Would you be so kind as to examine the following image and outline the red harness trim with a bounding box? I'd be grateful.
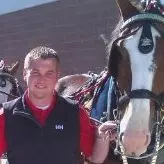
[74,71,109,103]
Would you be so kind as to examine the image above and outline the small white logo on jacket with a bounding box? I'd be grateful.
[55,125,64,130]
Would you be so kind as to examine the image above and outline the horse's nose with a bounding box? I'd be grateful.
[120,130,151,156]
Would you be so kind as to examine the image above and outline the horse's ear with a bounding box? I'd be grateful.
[0,60,5,69]
[9,61,20,75]
[116,0,139,21]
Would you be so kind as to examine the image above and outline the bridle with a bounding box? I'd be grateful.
[111,1,164,163]
[113,88,164,163]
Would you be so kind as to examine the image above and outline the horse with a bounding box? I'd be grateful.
[0,60,23,164]
[0,60,23,104]
[56,0,164,163]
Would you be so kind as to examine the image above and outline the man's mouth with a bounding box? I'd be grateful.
[35,85,46,89]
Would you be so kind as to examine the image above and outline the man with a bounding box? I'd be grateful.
[0,46,117,164]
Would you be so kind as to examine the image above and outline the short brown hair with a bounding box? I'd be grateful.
[24,46,59,69]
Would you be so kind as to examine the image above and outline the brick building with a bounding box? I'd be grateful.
[0,0,119,88]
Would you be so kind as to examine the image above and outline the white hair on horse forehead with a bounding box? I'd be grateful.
[123,26,160,91]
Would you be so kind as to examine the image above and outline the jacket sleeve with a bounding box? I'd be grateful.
[79,107,96,157]
[0,108,7,158]
[79,107,113,163]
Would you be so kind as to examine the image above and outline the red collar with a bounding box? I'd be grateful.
[24,90,57,126]
[24,90,56,111]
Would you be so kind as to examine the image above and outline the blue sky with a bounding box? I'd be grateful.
[0,0,56,15]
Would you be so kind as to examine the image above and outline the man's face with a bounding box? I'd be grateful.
[23,58,59,100]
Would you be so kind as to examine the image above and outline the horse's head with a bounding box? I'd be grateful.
[108,0,164,160]
[0,60,23,104]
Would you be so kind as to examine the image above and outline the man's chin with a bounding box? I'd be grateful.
[35,94,46,99]
[34,90,47,98]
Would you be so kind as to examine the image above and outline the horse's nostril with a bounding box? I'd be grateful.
[145,133,151,146]
[119,132,124,143]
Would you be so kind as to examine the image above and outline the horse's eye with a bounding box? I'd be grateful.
[0,78,6,87]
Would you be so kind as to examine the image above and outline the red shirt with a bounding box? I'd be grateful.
[0,93,96,158]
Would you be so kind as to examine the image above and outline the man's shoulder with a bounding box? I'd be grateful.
[64,97,78,106]
[58,94,78,105]
[3,97,21,111]
[57,95,79,112]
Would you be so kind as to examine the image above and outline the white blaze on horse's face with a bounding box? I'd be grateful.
[120,26,160,156]
[0,80,12,104]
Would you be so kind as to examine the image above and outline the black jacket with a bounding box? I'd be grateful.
[4,94,81,164]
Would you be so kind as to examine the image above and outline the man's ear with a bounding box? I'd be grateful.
[23,69,27,82]
[57,70,60,79]
[56,65,60,79]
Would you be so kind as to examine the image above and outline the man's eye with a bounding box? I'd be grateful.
[31,72,39,76]
[46,72,54,77]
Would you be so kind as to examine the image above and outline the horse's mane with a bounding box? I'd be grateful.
[107,17,123,78]
[110,17,123,46]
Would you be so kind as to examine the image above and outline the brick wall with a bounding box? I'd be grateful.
[0,0,119,88]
